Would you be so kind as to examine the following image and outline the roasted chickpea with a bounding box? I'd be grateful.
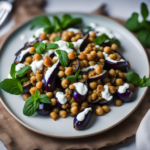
[69,84,75,90]
[23,94,31,101]
[87,54,94,61]
[62,31,68,36]
[88,37,94,42]
[81,101,88,108]
[70,106,78,115]
[36,81,43,89]
[51,98,57,106]
[69,97,75,104]
[29,87,37,95]
[92,47,97,51]
[68,31,74,37]
[103,77,110,83]
[95,65,103,74]
[61,35,69,41]
[109,53,117,60]
[24,62,30,66]
[50,112,57,121]
[52,59,58,64]
[65,94,72,101]
[116,78,123,86]
[89,82,97,89]
[100,59,105,63]
[79,61,84,69]
[59,110,67,118]
[36,73,42,81]
[87,95,92,102]
[59,66,65,71]
[33,53,42,61]
[111,44,118,50]
[95,105,104,116]
[90,51,97,58]
[37,70,42,74]
[90,31,96,38]
[102,105,110,113]
[82,60,88,67]
[52,107,59,114]
[84,47,92,54]
[30,76,37,85]
[109,86,116,94]
[118,72,125,79]
[40,32,47,40]
[128,83,135,92]
[116,70,122,74]
[71,37,77,42]
[82,75,88,79]
[39,88,43,94]
[25,56,32,64]
[68,52,76,60]
[65,88,72,95]
[99,46,104,51]
[91,93,97,100]
[61,79,69,88]
[89,61,95,66]
[29,47,35,53]
[78,52,87,60]
[97,85,104,92]
[65,67,72,76]
[108,69,116,77]
[46,92,53,98]
[97,51,104,58]
[76,34,81,39]
[105,82,111,86]
[104,46,111,54]
[71,102,78,107]
[58,71,65,77]
[43,56,52,67]
[62,103,69,109]
[115,99,122,106]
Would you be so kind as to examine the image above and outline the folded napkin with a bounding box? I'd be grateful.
[136,109,150,150]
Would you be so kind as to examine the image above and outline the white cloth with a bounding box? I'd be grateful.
[136,109,150,150]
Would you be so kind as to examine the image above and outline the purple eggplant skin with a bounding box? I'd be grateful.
[73,107,93,130]
[42,62,60,92]
[22,83,32,94]
[55,94,67,108]
[36,103,52,115]
[68,58,80,73]
[98,97,113,105]
[105,50,128,71]
[116,87,133,102]
[80,33,89,51]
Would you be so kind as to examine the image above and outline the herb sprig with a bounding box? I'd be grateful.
[56,50,68,67]
[66,69,82,81]
[125,3,150,48]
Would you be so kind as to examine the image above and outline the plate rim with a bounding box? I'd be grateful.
[0,12,149,139]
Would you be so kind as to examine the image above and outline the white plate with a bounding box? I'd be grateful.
[0,13,149,138]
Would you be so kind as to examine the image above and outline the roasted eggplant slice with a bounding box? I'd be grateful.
[36,103,52,115]
[22,81,32,94]
[68,58,80,73]
[80,33,89,51]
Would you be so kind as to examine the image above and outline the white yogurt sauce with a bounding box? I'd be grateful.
[95,45,99,48]
[28,37,36,43]
[20,35,26,40]
[55,92,67,104]
[42,40,48,44]
[15,63,25,71]
[101,85,113,101]
[118,83,129,93]
[41,50,54,59]
[81,64,98,72]
[30,60,43,75]
[67,28,80,34]
[45,61,59,82]
[77,107,92,121]
[19,47,30,61]
[103,52,125,63]
[73,82,88,95]
[89,23,115,39]
[72,39,84,53]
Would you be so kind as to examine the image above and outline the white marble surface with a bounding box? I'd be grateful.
[0,0,150,149]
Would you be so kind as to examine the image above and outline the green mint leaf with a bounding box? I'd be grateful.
[56,50,68,67]
[53,16,62,32]
[39,94,51,103]
[33,42,46,54]
[145,78,150,86]
[46,43,59,49]
[97,48,102,51]
[61,77,65,81]
[0,79,23,95]
[94,34,107,45]
[53,36,61,42]
[66,75,76,81]
[34,90,41,99]
[137,29,150,48]
[141,3,149,20]
[75,68,80,77]
[68,42,73,48]
[30,16,52,30]
[19,77,28,83]
[34,100,40,112]
[61,14,72,24]
[126,71,141,86]
[10,63,16,79]
[62,18,82,29]
[77,75,82,79]
[30,52,36,54]
[44,26,54,34]
[73,50,80,56]
[125,13,142,31]
[108,38,120,46]
[143,21,150,30]
[15,66,31,77]
[82,26,91,33]
[33,35,35,38]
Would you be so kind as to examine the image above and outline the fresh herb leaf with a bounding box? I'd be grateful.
[30,52,37,54]
[39,94,51,103]
[46,43,59,49]
[97,48,102,51]
[145,78,150,86]
[33,35,36,38]
[10,63,16,79]
[61,14,72,24]
[0,79,23,95]
[53,36,61,42]
[66,69,82,81]
[75,68,80,77]
[76,74,82,79]
[15,66,31,77]
[33,42,46,54]
[61,77,65,80]
[19,77,28,83]
[53,16,62,32]
[56,50,68,67]
[68,42,73,48]
[44,26,54,34]
[141,3,149,20]
[73,50,80,56]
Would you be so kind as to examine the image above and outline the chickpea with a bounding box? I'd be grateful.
[65,88,72,95]
[103,77,110,83]
[90,51,97,58]
[51,98,57,106]
[69,84,75,90]
[87,95,92,102]
[108,69,116,77]
[105,82,111,86]
[118,72,125,79]
[89,61,95,66]
[128,83,135,92]
[116,70,122,74]
[29,47,35,53]
[127,61,130,69]
[104,46,111,54]
[69,97,75,104]
[78,52,87,60]
[24,62,30,66]
[61,79,69,88]
[71,102,78,107]
[62,103,69,109]
[95,65,103,74]
[76,34,81,39]
[23,94,31,101]
[90,31,96,38]
[97,51,104,58]
[87,54,94,61]
[71,37,77,42]
[84,47,92,54]
[36,73,42,81]
[115,100,122,106]
[43,56,52,67]
[46,92,53,98]
[91,93,97,100]
[50,112,57,121]
[124,73,127,78]
[65,67,72,76]
[92,47,97,51]
[59,110,67,118]
[68,31,74,37]
[82,75,88,79]
[100,59,105,63]
[70,106,78,115]
[100,46,104,51]
[30,72,34,77]
[37,70,42,74]
[59,66,65,71]
[30,76,37,85]
[61,35,69,41]
[81,101,88,108]
[111,44,118,50]
[88,37,94,42]
[58,71,65,77]
[82,60,88,67]
[65,94,72,101]
[52,107,59,114]
[33,53,42,61]
[97,85,104,92]
[29,87,37,95]
[62,31,68,36]
[68,52,76,60]
[40,32,47,40]
[116,78,123,86]
[25,56,32,64]
[102,105,110,113]
[36,81,43,89]
[89,82,97,89]
[109,86,116,94]
[79,61,84,69]
[109,53,117,60]
[95,105,104,116]
[39,88,43,94]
